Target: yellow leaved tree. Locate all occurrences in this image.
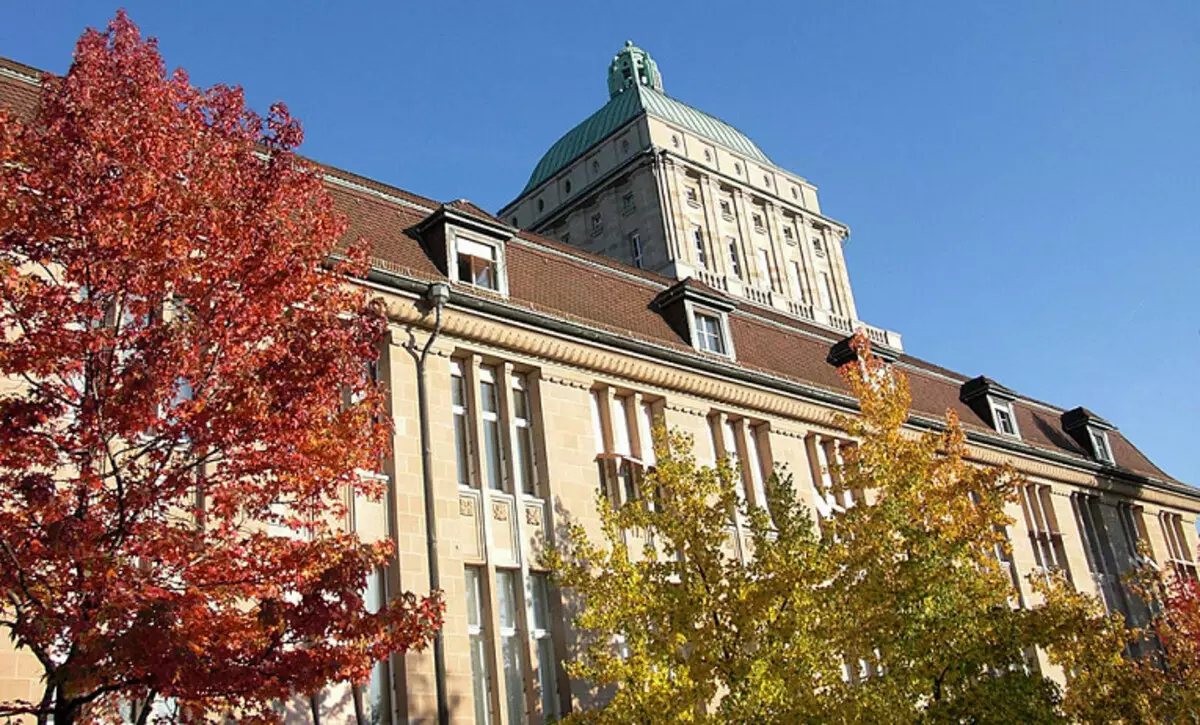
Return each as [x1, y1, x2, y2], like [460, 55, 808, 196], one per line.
[546, 336, 1160, 723]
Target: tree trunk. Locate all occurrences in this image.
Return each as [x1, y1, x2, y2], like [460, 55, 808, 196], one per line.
[52, 688, 77, 725]
[351, 683, 367, 725]
[309, 692, 323, 725]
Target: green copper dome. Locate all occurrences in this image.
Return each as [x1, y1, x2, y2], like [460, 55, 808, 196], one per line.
[519, 43, 772, 196]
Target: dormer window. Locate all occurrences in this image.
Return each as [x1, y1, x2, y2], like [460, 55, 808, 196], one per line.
[414, 204, 511, 297]
[1091, 429, 1114, 464]
[992, 400, 1019, 438]
[455, 237, 500, 290]
[653, 279, 737, 361]
[960, 376, 1021, 440]
[694, 312, 727, 355]
[1061, 407, 1118, 466]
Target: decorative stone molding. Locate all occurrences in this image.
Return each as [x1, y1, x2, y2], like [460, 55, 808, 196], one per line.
[459, 497, 475, 517]
[525, 506, 543, 527]
[492, 501, 510, 522]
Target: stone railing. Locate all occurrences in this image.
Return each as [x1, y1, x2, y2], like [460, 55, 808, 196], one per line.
[854, 322, 904, 352]
[694, 268, 727, 292]
[743, 286, 773, 307]
[786, 299, 814, 321]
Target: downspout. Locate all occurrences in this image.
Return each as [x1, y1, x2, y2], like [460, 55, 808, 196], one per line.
[405, 281, 451, 725]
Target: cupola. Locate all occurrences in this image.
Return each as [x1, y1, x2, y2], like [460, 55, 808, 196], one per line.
[607, 40, 663, 98]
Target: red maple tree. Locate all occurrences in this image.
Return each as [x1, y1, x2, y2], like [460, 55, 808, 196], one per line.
[0, 12, 441, 724]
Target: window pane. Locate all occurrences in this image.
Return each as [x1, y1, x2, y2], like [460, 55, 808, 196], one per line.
[590, 391, 606, 456]
[465, 567, 492, 725]
[497, 570, 518, 630]
[459, 238, 496, 260]
[536, 637, 559, 719]
[513, 383, 529, 420]
[638, 402, 657, 467]
[481, 380, 498, 415]
[531, 574, 551, 631]
[610, 396, 632, 456]
[466, 568, 483, 628]
[455, 416, 470, 487]
[515, 427, 536, 496]
[484, 421, 503, 490]
[470, 634, 492, 725]
[474, 261, 496, 289]
[502, 636, 525, 725]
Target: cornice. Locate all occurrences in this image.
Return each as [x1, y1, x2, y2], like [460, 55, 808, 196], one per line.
[358, 266, 1200, 510]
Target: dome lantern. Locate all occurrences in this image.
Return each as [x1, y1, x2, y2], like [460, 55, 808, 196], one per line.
[607, 40, 662, 98]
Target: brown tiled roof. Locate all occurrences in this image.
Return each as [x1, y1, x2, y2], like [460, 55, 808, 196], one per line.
[0, 55, 1182, 487]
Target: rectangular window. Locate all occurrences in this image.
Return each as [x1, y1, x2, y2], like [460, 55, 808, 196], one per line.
[592, 388, 656, 508]
[685, 186, 700, 206]
[1019, 484, 1072, 582]
[1091, 430, 1114, 464]
[1073, 493, 1131, 620]
[756, 248, 775, 292]
[590, 213, 603, 235]
[628, 231, 644, 269]
[818, 272, 835, 312]
[740, 422, 771, 512]
[1161, 512, 1197, 579]
[719, 199, 733, 218]
[713, 417, 750, 509]
[726, 237, 742, 279]
[752, 213, 765, 231]
[789, 261, 806, 302]
[530, 573, 560, 720]
[992, 401, 1018, 437]
[457, 238, 498, 290]
[692, 226, 708, 269]
[452, 362, 471, 487]
[512, 375, 537, 496]
[365, 568, 392, 724]
[622, 192, 635, 214]
[782, 226, 794, 242]
[465, 567, 494, 725]
[480, 367, 505, 491]
[694, 312, 727, 355]
[497, 570, 526, 725]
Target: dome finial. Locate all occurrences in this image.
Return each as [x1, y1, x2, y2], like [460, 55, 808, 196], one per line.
[607, 41, 663, 98]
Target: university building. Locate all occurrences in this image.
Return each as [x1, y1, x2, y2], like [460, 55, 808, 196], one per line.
[2, 42, 1199, 725]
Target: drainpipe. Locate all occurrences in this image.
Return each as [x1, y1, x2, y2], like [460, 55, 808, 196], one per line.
[405, 281, 451, 725]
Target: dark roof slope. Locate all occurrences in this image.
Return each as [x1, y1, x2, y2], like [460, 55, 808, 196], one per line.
[0, 55, 1180, 486]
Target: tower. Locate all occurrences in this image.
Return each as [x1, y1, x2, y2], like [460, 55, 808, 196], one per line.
[499, 42, 901, 350]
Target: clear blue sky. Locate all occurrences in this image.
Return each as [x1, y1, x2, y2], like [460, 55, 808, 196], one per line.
[4, 2, 1198, 484]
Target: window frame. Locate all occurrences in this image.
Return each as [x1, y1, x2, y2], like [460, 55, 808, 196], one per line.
[1090, 428, 1114, 465]
[628, 231, 644, 269]
[621, 192, 636, 215]
[1160, 512, 1197, 579]
[691, 226, 708, 269]
[451, 232, 508, 295]
[990, 398, 1021, 439]
[691, 307, 732, 358]
[726, 237, 743, 280]
[1019, 483, 1072, 582]
[589, 212, 603, 236]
